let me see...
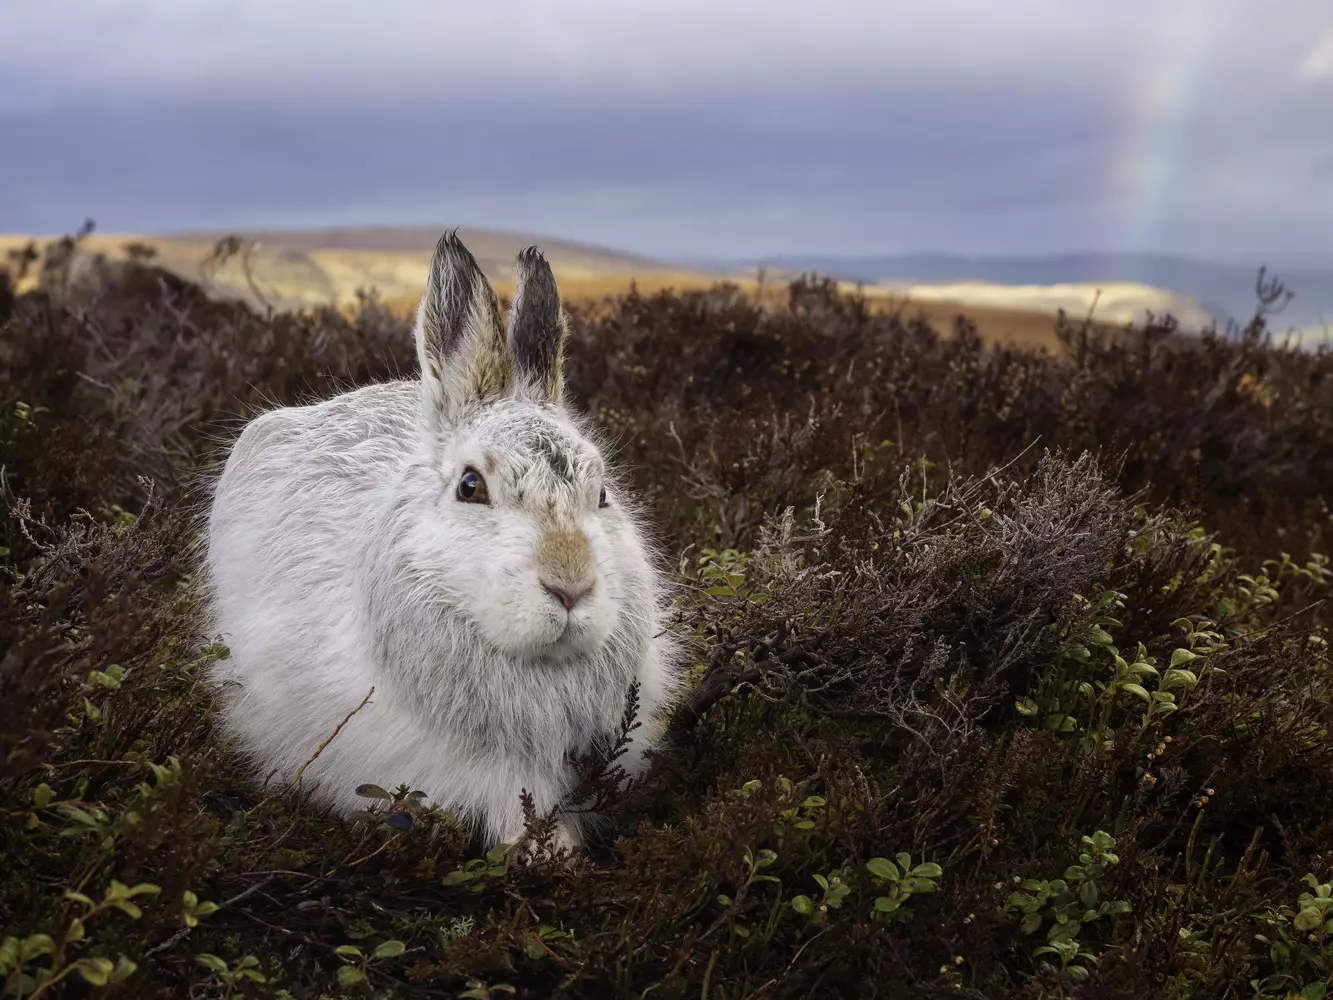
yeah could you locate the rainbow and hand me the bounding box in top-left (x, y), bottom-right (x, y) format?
top-left (1111, 0), bottom-right (1219, 267)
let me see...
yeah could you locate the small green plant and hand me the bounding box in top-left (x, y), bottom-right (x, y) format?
top-left (194, 953), bottom-right (267, 996)
top-left (1251, 875), bottom-right (1333, 998)
top-left (1001, 831), bottom-right (1131, 991)
top-left (179, 890), bottom-right (219, 928)
top-left (0, 881), bottom-right (157, 996)
top-left (864, 853), bottom-right (942, 922)
top-left (695, 547), bottom-right (753, 600)
top-left (789, 868), bottom-right (852, 927)
top-left (333, 939), bottom-right (406, 989)
top-left (442, 843), bottom-right (512, 892)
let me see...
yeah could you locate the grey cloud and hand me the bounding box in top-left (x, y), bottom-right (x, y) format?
top-left (0, 0), bottom-right (1329, 259)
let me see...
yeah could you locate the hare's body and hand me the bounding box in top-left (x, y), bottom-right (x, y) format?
top-left (205, 235), bottom-right (681, 847)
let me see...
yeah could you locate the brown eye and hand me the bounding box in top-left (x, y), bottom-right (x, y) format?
top-left (457, 468), bottom-right (489, 504)
top-left (598, 486), bottom-right (608, 508)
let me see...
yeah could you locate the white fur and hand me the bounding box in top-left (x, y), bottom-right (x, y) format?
top-left (204, 239), bottom-right (682, 849)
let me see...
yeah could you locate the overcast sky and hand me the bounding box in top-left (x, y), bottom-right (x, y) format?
top-left (1, 0), bottom-right (1330, 262)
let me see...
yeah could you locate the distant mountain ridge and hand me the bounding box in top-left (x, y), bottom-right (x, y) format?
top-left (164, 225), bottom-right (674, 276)
top-left (707, 251), bottom-right (1332, 335)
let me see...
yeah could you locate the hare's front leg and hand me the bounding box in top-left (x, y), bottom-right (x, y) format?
top-left (483, 763), bottom-right (582, 858)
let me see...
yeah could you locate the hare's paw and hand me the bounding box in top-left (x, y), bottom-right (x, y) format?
top-left (500, 819), bottom-right (582, 865)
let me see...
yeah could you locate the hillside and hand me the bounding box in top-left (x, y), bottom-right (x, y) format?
top-left (0, 228), bottom-right (683, 314)
top-left (2, 257), bottom-right (1331, 997)
top-left (0, 228), bottom-right (1246, 351)
top-left (729, 250), bottom-right (1333, 340)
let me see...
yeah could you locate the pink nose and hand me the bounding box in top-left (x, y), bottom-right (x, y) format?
top-left (542, 582), bottom-right (589, 610)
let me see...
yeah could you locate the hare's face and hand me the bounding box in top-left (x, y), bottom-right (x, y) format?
top-left (425, 403), bottom-right (644, 661)
top-left (401, 232), bottom-right (656, 663)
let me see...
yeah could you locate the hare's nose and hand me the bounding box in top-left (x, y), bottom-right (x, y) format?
top-left (542, 581), bottom-right (590, 611)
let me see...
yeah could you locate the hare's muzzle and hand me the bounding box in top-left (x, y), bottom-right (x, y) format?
top-left (536, 529), bottom-right (595, 611)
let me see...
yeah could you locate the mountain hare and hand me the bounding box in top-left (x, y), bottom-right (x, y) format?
top-left (205, 232), bottom-right (682, 850)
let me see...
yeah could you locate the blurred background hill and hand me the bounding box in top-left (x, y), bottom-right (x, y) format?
top-left (9, 226), bottom-right (1321, 351)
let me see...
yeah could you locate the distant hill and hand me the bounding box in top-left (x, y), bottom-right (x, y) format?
top-left (710, 251), bottom-right (1333, 340)
top-left (7, 227), bottom-right (1322, 349)
top-left (169, 226), bottom-right (675, 280)
top-left (0, 226), bottom-right (687, 314)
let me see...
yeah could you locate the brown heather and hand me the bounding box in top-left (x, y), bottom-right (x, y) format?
top-left (1, 230), bottom-right (1332, 999)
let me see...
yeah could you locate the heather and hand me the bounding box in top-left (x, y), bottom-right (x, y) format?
top-left (2, 234), bottom-right (1332, 999)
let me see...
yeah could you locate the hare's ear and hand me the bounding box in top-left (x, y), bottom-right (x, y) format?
top-left (506, 246), bottom-right (568, 404)
top-left (415, 231), bottom-right (513, 428)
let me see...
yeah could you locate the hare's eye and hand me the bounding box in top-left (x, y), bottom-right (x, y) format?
top-left (598, 486), bottom-right (608, 509)
top-left (457, 468), bottom-right (489, 504)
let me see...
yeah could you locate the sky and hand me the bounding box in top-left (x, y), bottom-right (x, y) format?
top-left (1, 0), bottom-right (1331, 263)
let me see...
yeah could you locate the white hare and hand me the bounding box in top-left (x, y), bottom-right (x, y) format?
top-left (204, 231), bottom-right (682, 850)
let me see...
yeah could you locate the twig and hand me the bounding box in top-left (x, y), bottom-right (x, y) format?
top-left (142, 879), bottom-right (276, 958)
top-left (257, 687), bottom-right (376, 808)
top-left (291, 687), bottom-right (374, 788)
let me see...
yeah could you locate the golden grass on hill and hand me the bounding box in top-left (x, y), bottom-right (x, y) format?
top-left (3, 232), bottom-right (1126, 354)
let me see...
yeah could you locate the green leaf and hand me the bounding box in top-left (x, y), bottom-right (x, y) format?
top-left (1015, 696), bottom-right (1039, 716)
top-left (1162, 669), bottom-right (1198, 690)
top-left (335, 944), bottom-right (365, 959)
top-left (874, 895), bottom-right (902, 912)
top-left (61, 807), bottom-right (99, 828)
top-left (1120, 682), bottom-right (1151, 701)
top-left (1299, 985), bottom-right (1327, 1000)
top-left (1021, 912), bottom-right (1042, 934)
top-left (910, 862), bottom-right (943, 878)
top-left (19, 935), bottom-right (55, 961)
top-left (372, 940), bottom-right (406, 960)
top-left (196, 953), bottom-right (229, 974)
top-left (790, 895), bottom-right (814, 915)
top-left (1045, 713), bottom-right (1078, 733)
top-left (443, 870), bottom-right (475, 885)
top-left (111, 956), bottom-right (138, 983)
top-left (1170, 648), bottom-right (1199, 667)
top-left (1294, 906), bottom-right (1323, 932)
top-left (1090, 626), bottom-right (1114, 645)
top-left (337, 965), bottom-right (368, 987)
top-left (1078, 881), bottom-right (1099, 909)
top-left (76, 957), bottom-right (114, 986)
top-left (866, 857), bottom-right (900, 881)
top-left (32, 783), bottom-right (52, 808)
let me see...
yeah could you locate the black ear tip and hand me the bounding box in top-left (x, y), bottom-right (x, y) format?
top-left (433, 229), bottom-right (482, 275)
top-left (515, 247), bottom-right (557, 293)
top-left (516, 245), bottom-right (548, 269)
